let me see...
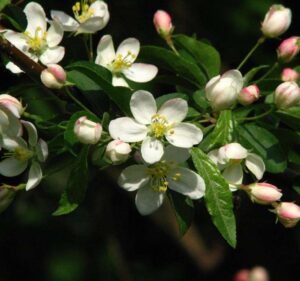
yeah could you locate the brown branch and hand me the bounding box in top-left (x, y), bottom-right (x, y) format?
top-left (0, 35), bottom-right (45, 79)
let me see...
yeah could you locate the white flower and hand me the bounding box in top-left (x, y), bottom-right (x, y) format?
top-left (51, 0), bottom-right (109, 35)
top-left (0, 121), bottom-right (48, 191)
top-left (95, 35), bottom-right (158, 87)
top-left (4, 2), bottom-right (65, 74)
top-left (208, 143), bottom-right (265, 191)
top-left (118, 146), bottom-right (206, 215)
top-left (0, 105), bottom-right (22, 139)
top-left (109, 90), bottom-right (203, 164)
top-left (0, 94), bottom-right (24, 118)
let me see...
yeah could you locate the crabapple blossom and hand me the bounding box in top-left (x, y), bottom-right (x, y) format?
top-left (261, 5), bottom-right (292, 38)
top-left (109, 90), bottom-right (203, 164)
top-left (153, 10), bottom-right (173, 38)
top-left (274, 81), bottom-right (300, 109)
top-left (118, 146), bottom-right (205, 215)
top-left (246, 182), bottom-right (282, 205)
top-left (205, 69), bottom-right (243, 111)
top-left (74, 116), bottom-right (102, 144)
top-left (4, 2), bottom-right (65, 74)
top-left (105, 140), bottom-right (132, 164)
top-left (238, 85), bottom-right (260, 106)
top-left (208, 143), bottom-right (265, 190)
top-left (0, 105), bottom-right (22, 138)
top-left (248, 267), bottom-right (269, 281)
top-left (0, 121), bottom-right (48, 191)
top-left (274, 202), bottom-right (300, 228)
top-left (0, 94), bottom-right (24, 118)
top-left (281, 68), bottom-right (299, 82)
top-left (95, 35), bottom-right (158, 87)
top-left (51, 0), bottom-right (109, 35)
top-left (41, 64), bottom-right (67, 89)
top-left (277, 36), bottom-right (300, 63)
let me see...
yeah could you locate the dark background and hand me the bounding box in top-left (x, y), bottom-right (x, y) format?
top-left (1, 0), bottom-right (300, 280)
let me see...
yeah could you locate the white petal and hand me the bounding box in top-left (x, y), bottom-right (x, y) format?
top-left (168, 167), bottom-right (205, 199)
top-left (166, 123), bottom-right (203, 148)
top-left (118, 164), bottom-right (149, 191)
top-left (109, 117), bottom-right (147, 142)
top-left (0, 158), bottom-right (28, 177)
top-left (130, 90), bottom-right (157, 125)
top-left (141, 137), bottom-right (164, 164)
top-left (39, 47), bottom-right (65, 65)
top-left (76, 17), bottom-right (107, 34)
top-left (222, 164), bottom-right (243, 188)
top-left (222, 143), bottom-right (248, 160)
top-left (0, 108), bottom-right (22, 136)
top-left (36, 139), bottom-right (48, 162)
top-left (50, 10), bottom-right (79, 32)
top-left (112, 76), bottom-right (129, 87)
top-left (26, 162), bottom-right (43, 190)
top-left (90, 0), bottom-right (109, 17)
top-left (4, 31), bottom-right (28, 52)
top-left (157, 98), bottom-right (188, 123)
top-left (207, 149), bottom-right (219, 165)
top-left (95, 34), bottom-right (115, 66)
top-left (6, 62), bottom-right (23, 74)
top-left (245, 153), bottom-right (265, 180)
top-left (162, 145), bottom-right (190, 164)
top-left (46, 20), bottom-right (64, 47)
top-left (21, 121), bottom-right (38, 146)
top-left (123, 63), bottom-right (158, 83)
top-left (24, 2), bottom-right (47, 35)
top-left (135, 184), bottom-right (165, 215)
top-left (0, 136), bottom-right (23, 150)
top-left (116, 38), bottom-right (140, 63)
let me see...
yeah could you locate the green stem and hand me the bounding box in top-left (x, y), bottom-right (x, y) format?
top-left (237, 36), bottom-right (266, 70)
top-left (65, 87), bottom-right (95, 116)
top-left (89, 34), bottom-right (93, 62)
top-left (254, 62), bottom-right (279, 84)
top-left (166, 36), bottom-right (179, 56)
top-left (238, 107), bottom-right (275, 122)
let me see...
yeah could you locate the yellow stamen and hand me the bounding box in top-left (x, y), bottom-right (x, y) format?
top-left (110, 51), bottom-right (136, 73)
top-left (149, 114), bottom-right (175, 139)
top-left (72, 0), bottom-right (94, 23)
top-left (23, 27), bottom-right (47, 54)
top-left (13, 147), bottom-right (33, 162)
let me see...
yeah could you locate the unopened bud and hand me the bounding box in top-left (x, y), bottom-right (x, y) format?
top-left (238, 85), bottom-right (260, 106)
top-left (74, 116), bottom-right (102, 144)
top-left (249, 266), bottom-right (269, 281)
top-left (261, 5), bottom-right (292, 38)
top-left (205, 69), bottom-right (243, 111)
top-left (153, 10), bottom-right (173, 38)
top-left (277, 36), bottom-right (300, 63)
top-left (41, 64), bottom-right (66, 89)
top-left (275, 202), bottom-right (300, 228)
top-left (234, 269), bottom-right (250, 281)
top-left (106, 139), bottom-right (131, 164)
top-left (0, 94), bottom-right (23, 117)
top-left (247, 182), bottom-right (282, 205)
top-left (281, 68), bottom-right (299, 82)
top-left (274, 81), bottom-right (300, 109)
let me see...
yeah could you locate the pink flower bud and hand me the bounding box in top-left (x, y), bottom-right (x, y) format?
top-left (247, 182), bottom-right (282, 205)
top-left (0, 94), bottom-right (23, 118)
top-left (281, 68), bottom-right (299, 82)
top-left (234, 269), bottom-right (250, 281)
top-left (277, 36), bottom-right (300, 63)
top-left (74, 116), bottom-right (102, 144)
top-left (274, 81), bottom-right (300, 109)
top-left (153, 10), bottom-right (173, 37)
top-left (275, 202), bottom-right (300, 228)
top-left (40, 64), bottom-right (66, 89)
top-left (238, 85), bottom-right (260, 106)
top-left (106, 139), bottom-right (132, 164)
top-left (205, 69), bottom-right (244, 111)
top-left (249, 266), bottom-right (269, 281)
top-left (261, 5), bottom-right (292, 38)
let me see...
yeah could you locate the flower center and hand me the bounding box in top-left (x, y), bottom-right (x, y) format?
top-left (23, 27), bottom-right (47, 54)
top-left (146, 160), bottom-right (181, 193)
top-left (72, 0), bottom-right (95, 23)
top-left (110, 51), bottom-right (136, 73)
top-left (149, 114), bottom-right (174, 139)
top-left (13, 147), bottom-right (33, 162)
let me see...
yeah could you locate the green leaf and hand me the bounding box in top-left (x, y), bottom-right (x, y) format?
top-left (200, 110), bottom-right (234, 152)
top-left (139, 46), bottom-right (206, 87)
top-left (243, 65), bottom-right (269, 84)
top-left (276, 107), bottom-right (300, 130)
top-left (53, 146), bottom-right (89, 216)
top-left (168, 191), bottom-right (194, 237)
top-left (192, 89), bottom-right (209, 111)
top-left (173, 34), bottom-right (221, 78)
top-left (237, 124), bottom-right (287, 173)
top-left (191, 148), bottom-right (236, 248)
top-left (293, 176), bottom-right (300, 195)
top-left (1, 4), bottom-right (26, 31)
top-left (0, 0), bottom-right (10, 12)
top-left (67, 61), bottom-right (132, 115)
